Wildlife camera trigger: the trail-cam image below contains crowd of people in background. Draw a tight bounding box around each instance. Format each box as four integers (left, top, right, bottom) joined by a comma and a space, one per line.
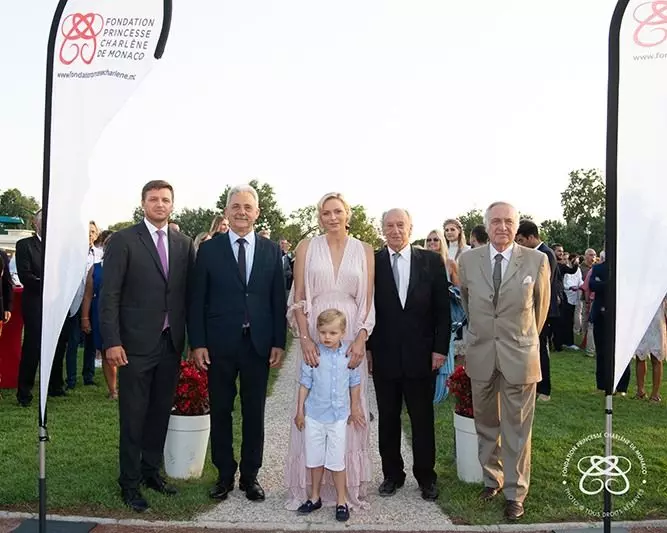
0, 189, 665, 523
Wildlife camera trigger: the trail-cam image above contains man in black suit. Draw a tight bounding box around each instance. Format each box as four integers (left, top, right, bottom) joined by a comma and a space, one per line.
15, 211, 67, 405
190, 184, 287, 503
367, 208, 450, 502
515, 220, 557, 401
100, 180, 195, 512
0, 248, 14, 333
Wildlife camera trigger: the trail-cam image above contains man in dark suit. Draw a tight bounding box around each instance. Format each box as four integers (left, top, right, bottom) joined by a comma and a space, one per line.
0, 248, 14, 334
588, 253, 631, 393
515, 220, 557, 401
15, 211, 67, 405
279, 238, 293, 293
190, 184, 287, 503
367, 208, 450, 502
100, 180, 195, 512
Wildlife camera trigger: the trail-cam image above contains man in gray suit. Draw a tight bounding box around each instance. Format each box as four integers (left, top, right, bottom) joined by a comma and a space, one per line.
458, 202, 550, 521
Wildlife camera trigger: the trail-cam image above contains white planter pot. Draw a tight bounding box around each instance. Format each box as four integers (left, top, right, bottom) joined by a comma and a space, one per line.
164, 414, 211, 479
453, 412, 483, 483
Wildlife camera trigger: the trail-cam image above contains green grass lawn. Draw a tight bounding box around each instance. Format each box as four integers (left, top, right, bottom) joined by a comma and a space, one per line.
0, 338, 289, 520
433, 347, 667, 524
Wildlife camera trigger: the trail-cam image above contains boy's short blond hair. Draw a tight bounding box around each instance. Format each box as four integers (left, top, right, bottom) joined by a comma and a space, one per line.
316, 309, 347, 331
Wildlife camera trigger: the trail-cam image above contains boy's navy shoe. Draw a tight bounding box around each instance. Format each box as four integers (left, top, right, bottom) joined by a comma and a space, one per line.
297, 498, 322, 514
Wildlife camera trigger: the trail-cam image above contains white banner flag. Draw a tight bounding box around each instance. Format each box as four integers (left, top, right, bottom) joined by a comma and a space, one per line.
40, 0, 171, 418
613, 0, 667, 388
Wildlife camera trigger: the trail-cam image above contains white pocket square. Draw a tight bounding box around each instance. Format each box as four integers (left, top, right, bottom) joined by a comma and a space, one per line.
522, 275, 533, 285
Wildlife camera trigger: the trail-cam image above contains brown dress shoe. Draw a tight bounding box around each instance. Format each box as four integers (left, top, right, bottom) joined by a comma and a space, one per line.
479, 486, 501, 501
505, 500, 524, 520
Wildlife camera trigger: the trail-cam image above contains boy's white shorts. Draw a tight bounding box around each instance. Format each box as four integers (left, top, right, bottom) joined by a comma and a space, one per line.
304, 416, 347, 472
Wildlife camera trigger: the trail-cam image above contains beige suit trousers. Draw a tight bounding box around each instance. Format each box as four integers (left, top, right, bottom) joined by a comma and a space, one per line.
471, 370, 536, 502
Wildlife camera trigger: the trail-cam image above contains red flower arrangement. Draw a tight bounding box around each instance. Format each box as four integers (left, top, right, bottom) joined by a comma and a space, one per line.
172, 360, 210, 416
446, 365, 473, 418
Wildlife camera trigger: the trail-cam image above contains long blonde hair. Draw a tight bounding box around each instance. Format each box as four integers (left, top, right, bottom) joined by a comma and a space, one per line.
425, 229, 449, 265
443, 218, 467, 259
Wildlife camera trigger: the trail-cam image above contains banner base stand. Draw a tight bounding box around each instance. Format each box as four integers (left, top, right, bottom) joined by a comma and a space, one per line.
551, 526, 630, 533
13, 519, 97, 533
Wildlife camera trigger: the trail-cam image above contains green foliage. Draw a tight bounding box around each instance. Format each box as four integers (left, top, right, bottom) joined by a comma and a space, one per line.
216, 180, 286, 237
349, 205, 383, 249
172, 207, 218, 238
541, 218, 604, 254
107, 221, 133, 231
132, 206, 144, 223
0, 189, 40, 228
281, 205, 319, 244
456, 209, 484, 238
561, 168, 606, 225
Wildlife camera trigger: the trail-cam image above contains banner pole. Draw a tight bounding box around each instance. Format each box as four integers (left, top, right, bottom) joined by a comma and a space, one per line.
603, 1, 629, 532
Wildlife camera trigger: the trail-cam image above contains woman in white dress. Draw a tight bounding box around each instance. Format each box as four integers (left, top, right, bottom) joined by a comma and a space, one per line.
443, 218, 470, 261
634, 295, 667, 402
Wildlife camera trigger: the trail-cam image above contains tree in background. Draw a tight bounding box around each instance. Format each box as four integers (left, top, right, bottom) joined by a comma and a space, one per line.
0, 189, 40, 228
217, 180, 286, 237
132, 206, 144, 223
561, 168, 606, 226
108, 221, 134, 231
456, 208, 484, 238
349, 205, 383, 249
172, 207, 218, 238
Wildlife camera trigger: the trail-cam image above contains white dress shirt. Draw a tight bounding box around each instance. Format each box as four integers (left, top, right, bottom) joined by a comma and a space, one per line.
144, 218, 169, 261
389, 244, 411, 308
489, 243, 514, 279
229, 229, 256, 283
564, 269, 583, 306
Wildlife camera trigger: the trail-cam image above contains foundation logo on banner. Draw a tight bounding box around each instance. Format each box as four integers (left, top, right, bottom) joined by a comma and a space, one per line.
633, 1, 667, 47
561, 432, 647, 519
58, 12, 157, 66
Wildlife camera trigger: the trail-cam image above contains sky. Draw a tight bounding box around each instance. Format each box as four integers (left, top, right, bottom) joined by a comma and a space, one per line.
0, 0, 617, 238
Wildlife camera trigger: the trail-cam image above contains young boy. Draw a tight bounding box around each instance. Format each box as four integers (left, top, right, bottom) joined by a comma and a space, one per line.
294, 309, 366, 522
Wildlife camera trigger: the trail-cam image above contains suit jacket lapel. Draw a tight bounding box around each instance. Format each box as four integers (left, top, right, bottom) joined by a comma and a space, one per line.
167, 230, 180, 285
406, 246, 420, 306
501, 245, 523, 288
136, 224, 167, 282
248, 234, 262, 287
479, 244, 493, 289
221, 232, 246, 288
379, 248, 401, 303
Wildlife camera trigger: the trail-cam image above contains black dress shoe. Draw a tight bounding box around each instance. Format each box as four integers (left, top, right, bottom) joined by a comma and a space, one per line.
335, 504, 350, 522
420, 482, 439, 501
48, 389, 67, 398
378, 478, 405, 496
480, 486, 502, 501
505, 500, 525, 521
297, 498, 322, 514
143, 474, 178, 495
121, 488, 149, 512
209, 480, 234, 500
17, 397, 32, 408
239, 479, 265, 501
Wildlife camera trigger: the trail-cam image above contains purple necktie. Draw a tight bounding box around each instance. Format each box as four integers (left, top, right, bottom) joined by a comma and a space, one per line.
157, 230, 169, 328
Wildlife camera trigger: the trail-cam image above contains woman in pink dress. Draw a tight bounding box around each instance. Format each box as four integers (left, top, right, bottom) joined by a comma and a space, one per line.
284, 192, 375, 510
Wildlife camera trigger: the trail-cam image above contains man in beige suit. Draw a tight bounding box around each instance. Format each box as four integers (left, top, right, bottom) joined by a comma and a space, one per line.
458, 201, 550, 521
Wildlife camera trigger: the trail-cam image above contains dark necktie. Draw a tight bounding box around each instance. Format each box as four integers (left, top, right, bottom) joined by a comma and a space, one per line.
238, 238, 249, 326
493, 253, 503, 308
237, 238, 247, 285
392, 252, 400, 292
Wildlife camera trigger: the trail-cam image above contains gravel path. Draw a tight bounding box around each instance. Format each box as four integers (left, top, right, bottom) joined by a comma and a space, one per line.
195, 345, 452, 529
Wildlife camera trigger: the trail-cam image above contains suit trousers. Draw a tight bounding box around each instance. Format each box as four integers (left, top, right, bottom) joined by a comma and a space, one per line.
471, 370, 537, 502
593, 317, 631, 393
373, 374, 437, 487
118, 330, 180, 490
537, 329, 551, 396
560, 303, 575, 347
208, 331, 270, 484
17, 311, 66, 402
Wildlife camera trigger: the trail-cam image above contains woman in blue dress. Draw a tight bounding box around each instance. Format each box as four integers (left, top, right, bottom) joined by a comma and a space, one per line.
81, 231, 116, 398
